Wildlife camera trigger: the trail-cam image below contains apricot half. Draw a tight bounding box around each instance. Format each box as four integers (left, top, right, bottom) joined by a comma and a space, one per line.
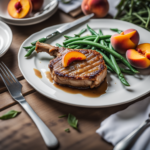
111, 29, 139, 54
62, 51, 86, 67
81, 0, 109, 18
126, 49, 150, 69
136, 43, 150, 60
8, 0, 32, 19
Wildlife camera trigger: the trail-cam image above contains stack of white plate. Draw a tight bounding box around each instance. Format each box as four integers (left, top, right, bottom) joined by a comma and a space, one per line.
0, 21, 12, 57
0, 0, 58, 26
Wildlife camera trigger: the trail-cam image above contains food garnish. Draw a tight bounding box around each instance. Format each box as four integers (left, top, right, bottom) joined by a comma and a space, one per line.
65, 128, 70, 133
0, 110, 21, 120
62, 51, 86, 67
58, 114, 67, 118
67, 114, 78, 129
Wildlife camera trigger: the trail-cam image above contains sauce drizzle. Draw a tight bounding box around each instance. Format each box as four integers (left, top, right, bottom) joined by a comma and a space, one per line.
34, 68, 42, 78
45, 71, 107, 97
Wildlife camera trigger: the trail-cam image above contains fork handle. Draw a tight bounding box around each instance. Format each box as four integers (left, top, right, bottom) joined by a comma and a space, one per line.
113, 119, 150, 150
19, 99, 59, 148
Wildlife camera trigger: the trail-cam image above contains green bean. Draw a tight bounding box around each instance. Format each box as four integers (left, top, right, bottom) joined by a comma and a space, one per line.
120, 68, 135, 75
145, 6, 150, 28
129, 0, 134, 15
25, 46, 36, 57
92, 36, 100, 50
74, 45, 82, 49
64, 35, 74, 39
63, 35, 110, 45
110, 54, 130, 86
110, 28, 123, 34
106, 64, 115, 73
68, 45, 78, 49
87, 25, 99, 36
97, 50, 115, 71
75, 29, 87, 37
105, 38, 111, 43
56, 43, 63, 47
23, 46, 33, 49
84, 37, 96, 41
63, 36, 96, 45
31, 38, 47, 45
66, 40, 139, 73
133, 13, 147, 24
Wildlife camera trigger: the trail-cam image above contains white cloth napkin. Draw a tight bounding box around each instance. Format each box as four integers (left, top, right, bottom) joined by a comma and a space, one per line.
59, 0, 82, 13
58, 0, 120, 16
96, 97, 150, 150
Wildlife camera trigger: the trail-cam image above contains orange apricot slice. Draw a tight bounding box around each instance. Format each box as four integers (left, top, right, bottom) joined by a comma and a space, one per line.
8, 0, 32, 19
126, 49, 150, 69
62, 51, 86, 67
136, 43, 150, 60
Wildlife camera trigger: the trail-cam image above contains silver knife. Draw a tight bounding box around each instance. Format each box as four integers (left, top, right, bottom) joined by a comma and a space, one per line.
46, 13, 94, 40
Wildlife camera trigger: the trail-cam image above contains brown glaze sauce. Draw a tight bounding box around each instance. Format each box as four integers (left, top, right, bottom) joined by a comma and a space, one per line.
45, 71, 107, 98
34, 68, 42, 78
54, 80, 107, 98
45, 71, 53, 82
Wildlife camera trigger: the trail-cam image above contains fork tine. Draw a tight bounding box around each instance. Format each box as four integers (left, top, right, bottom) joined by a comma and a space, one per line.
1, 62, 19, 83
0, 63, 15, 83
0, 68, 11, 85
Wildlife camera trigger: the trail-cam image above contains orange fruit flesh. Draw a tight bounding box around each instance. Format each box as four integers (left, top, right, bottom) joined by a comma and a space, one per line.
62, 51, 86, 67
8, 0, 31, 18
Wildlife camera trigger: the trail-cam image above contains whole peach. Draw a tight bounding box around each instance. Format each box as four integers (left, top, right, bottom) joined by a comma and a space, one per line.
111, 29, 140, 54
31, 0, 43, 11
81, 0, 109, 18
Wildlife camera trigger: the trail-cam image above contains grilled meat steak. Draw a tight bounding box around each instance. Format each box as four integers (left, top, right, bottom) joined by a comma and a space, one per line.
35, 41, 107, 88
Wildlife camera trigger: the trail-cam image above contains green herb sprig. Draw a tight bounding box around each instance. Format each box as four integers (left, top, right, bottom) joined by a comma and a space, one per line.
0, 110, 21, 120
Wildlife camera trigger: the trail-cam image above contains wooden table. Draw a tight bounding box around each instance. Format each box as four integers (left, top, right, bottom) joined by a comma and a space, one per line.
0, 10, 150, 150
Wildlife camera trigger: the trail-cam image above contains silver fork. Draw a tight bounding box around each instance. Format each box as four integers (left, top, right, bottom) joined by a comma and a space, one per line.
0, 62, 58, 149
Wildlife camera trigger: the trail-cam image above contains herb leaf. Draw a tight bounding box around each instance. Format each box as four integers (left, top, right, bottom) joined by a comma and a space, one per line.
0, 110, 21, 120
67, 113, 78, 129
58, 114, 67, 118
65, 128, 70, 133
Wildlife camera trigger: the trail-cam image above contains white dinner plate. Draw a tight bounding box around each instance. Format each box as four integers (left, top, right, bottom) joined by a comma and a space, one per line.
18, 19, 150, 107
0, 0, 58, 26
0, 21, 12, 57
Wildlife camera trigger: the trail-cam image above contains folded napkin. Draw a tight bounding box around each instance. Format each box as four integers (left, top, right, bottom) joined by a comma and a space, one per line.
58, 0, 120, 17
59, 0, 82, 14
96, 97, 150, 150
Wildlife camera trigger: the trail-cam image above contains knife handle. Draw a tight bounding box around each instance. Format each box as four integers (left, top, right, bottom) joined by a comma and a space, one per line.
46, 31, 59, 40
113, 119, 150, 150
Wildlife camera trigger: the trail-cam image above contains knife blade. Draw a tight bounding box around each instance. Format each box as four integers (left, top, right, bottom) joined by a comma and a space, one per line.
46, 13, 94, 40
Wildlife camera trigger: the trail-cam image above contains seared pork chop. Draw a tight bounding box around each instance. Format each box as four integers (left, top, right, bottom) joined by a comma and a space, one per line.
35, 42, 107, 88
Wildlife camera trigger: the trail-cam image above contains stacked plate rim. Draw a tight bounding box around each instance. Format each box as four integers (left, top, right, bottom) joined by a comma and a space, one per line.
0, 0, 58, 26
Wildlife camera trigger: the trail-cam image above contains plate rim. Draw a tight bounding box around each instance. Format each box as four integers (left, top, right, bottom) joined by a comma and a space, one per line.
0, 5, 58, 26
0, 0, 58, 22
18, 19, 150, 108
0, 20, 12, 57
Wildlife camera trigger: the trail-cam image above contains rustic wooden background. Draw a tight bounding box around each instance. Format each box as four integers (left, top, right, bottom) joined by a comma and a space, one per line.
0, 10, 150, 150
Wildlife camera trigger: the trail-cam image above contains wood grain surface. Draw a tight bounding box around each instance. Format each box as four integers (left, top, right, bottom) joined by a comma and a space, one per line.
0, 10, 149, 150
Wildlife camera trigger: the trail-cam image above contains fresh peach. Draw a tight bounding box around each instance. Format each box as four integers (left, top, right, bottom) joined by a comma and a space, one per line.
31, 0, 44, 11
136, 43, 150, 60
81, 0, 109, 18
62, 51, 86, 67
111, 29, 140, 54
8, 0, 32, 19
126, 49, 150, 69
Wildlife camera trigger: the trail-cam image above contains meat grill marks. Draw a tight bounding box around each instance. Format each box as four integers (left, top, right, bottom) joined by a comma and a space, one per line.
35, 42, 107, 88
